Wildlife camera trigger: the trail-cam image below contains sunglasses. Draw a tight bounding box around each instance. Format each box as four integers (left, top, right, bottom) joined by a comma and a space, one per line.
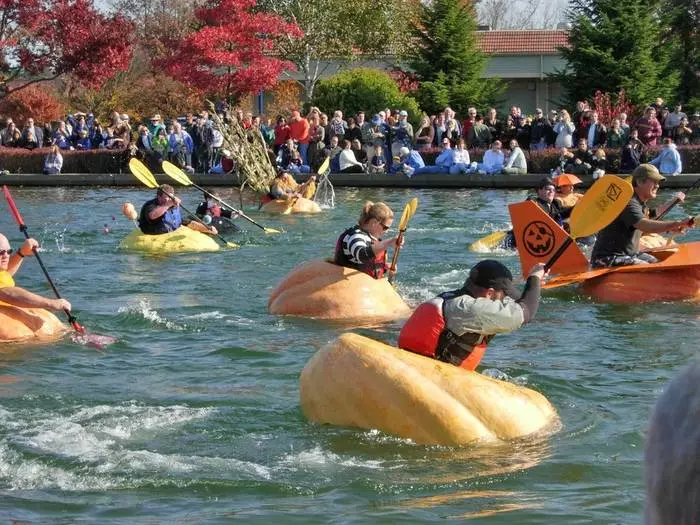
380, 222, 391, 231
0, 248, 13, 256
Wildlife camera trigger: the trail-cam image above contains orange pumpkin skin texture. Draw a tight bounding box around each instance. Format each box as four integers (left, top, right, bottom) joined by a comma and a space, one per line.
300, 333, 559, 446
0, 302, 68, 343
268, 259, 410, 322
261, 197, 322, 215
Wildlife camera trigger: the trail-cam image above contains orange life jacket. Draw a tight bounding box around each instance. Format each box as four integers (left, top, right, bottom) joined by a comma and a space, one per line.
398, 291, 493, 371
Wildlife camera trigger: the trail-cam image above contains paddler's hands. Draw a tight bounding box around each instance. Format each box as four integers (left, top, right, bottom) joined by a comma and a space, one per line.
19, 238, 39, 257
51, 298, 71, 312
208, 226, 218, 235
672, 192, 686, 203
167, 196, 181, 208
666, 217, 695, 234
527, 262, 549, 280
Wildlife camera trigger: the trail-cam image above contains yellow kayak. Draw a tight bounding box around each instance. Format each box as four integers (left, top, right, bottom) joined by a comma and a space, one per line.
301, 333, 559, 445
0, 302, 68, 343
119, 227, 221, 254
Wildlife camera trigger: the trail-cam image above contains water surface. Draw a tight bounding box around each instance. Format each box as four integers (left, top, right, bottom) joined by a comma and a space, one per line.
0, 186, 698, 523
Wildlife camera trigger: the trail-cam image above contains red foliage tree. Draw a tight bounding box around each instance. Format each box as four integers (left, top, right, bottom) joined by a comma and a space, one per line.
0, 0, 134, 99
389, 67, 419, 94
158, 0, 303, 103
591, 90, 637, 127
0, 85, 66, 125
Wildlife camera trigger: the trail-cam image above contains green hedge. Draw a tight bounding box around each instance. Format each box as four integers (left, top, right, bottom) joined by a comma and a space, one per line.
0, 147, 130, 174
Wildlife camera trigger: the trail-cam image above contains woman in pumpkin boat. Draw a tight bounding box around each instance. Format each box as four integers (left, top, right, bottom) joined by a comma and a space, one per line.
334, 201, 403, 280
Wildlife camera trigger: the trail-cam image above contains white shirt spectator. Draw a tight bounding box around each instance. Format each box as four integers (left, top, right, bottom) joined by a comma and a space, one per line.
482, 149, 504, 171
505, 146, 527, 170
339, 149, 363, 171
453, 148, 470, 165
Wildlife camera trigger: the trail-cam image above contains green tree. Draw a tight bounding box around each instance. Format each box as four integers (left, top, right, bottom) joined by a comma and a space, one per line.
312, 68, 421, 124
554, 0, 678, 107
664, 0, 699, 106
256, 0, 417, 102
408, 0, 503, 116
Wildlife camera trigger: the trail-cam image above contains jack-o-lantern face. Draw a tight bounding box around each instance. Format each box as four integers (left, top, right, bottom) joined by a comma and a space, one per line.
522, 221, 555, 257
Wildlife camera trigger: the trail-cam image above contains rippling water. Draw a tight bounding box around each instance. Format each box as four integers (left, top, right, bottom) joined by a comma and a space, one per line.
0, 185, 698, 523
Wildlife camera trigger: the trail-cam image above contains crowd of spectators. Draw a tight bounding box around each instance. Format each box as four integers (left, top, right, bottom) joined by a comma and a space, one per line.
1, 96, 699, 176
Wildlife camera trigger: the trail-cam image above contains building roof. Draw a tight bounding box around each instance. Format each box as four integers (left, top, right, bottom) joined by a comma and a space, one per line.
478, 30, 569, 56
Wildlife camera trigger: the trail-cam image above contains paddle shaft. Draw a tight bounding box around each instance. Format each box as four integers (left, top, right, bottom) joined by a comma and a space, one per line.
656, 177, 700, 220
185, 180, 271, 232
543, 237, 573, 272
2, 186, 84, 333
387, 231, 406, 284
158, 188, 235, 246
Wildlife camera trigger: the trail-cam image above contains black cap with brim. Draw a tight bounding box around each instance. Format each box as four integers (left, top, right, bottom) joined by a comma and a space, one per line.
465, 260, 520, 299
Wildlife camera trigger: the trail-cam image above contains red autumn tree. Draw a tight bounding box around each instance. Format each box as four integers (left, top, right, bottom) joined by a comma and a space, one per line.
0, 0, 134, 99
159, 0, 303, 103
0, 85, 66, 125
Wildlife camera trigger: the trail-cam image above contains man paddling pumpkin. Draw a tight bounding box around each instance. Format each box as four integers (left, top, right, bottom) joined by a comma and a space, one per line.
0, 233, 71, 312
138, 184, 218, 236
398, 260, 545, 370
590, 164, 693, 268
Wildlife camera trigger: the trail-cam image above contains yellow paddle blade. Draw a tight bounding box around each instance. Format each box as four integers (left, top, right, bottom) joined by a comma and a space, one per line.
162, 161, 193, 186
399, 197, 419, 231
129, 158, 158, 189
317, 156, 330, 175
468, 230, 508, 252
264, 227, 281, 233
569, 175, 633, 239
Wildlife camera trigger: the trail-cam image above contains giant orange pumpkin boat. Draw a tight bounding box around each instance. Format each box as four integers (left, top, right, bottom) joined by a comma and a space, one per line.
268, 259, 410, 322
509, 200, 700, 303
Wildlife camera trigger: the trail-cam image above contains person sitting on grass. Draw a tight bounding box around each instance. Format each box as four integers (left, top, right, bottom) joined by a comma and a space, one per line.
394, 146, 426, 177
0, 233, 71, 313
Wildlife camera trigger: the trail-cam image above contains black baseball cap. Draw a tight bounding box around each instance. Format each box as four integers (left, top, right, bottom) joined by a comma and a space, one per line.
537, 177, 555, 190
464, 260, 520, 298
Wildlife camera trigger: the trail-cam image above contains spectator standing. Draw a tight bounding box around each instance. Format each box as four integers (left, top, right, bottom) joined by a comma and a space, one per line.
147, 113, 165, 137
260, 117, 275, 148
42, 123, 53, 147
461, 107, 477, 141
619, 112, 631, 143
649, 138, 683, 175
152, 127, 169, 162
345, 117, 363, 145
53, 122, 72, 150
414, 114, 434, 151
289, 110, 310, 165
484, 108, 502, 143
503, 139, 527, 175
323, 136, 342, 172
672, 117, 693, 145
572, 100, 589, 131
584, 111, 608, 148
467, 115, 492, 149
89, 123, 104, 150
444, 107, 461, 136
553, 110, 575, 148
432, 113, 447, 146
620, 129, 644, 173
327, 110, 347, 144
273, 116, 291, 154
21, 118, 42, 149
308, 115, 325, 171
636, 107, 662, 147
1, 121, 20, 147
664, 104, 687, 136
529, 108, 552, 151
43, 145, 63, 174
169, 122, 194, 170
607, 119, 625, 149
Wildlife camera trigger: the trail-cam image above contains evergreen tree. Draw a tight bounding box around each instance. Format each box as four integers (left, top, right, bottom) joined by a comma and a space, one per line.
408, 0, 503, 116
664, 0, 699, 106
554, 0, 678, 108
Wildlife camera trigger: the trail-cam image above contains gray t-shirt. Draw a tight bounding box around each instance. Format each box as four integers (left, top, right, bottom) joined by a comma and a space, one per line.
591, 194, 647, 259
443, 295, 525, 336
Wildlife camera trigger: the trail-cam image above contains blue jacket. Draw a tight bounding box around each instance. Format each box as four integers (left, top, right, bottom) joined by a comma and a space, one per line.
650, 145, 682, 174
434, 149, 454, 167
169, 131, 194, 154
405, 150, 425, 170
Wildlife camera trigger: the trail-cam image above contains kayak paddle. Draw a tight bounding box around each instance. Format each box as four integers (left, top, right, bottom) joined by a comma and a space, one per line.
2, 186, 117, 349
128, 159, 238, 248
656, 176, 700, 220
161, 161, 280, 234
543, 175, 634, 271
388, 197, 419, 284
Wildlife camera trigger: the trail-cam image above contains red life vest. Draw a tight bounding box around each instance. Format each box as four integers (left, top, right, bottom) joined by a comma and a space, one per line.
398, 291, 491, 371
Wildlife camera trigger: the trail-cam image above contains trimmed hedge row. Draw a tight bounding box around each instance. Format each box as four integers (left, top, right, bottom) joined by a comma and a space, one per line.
0, 147, 130, 174
1, 145, 699, 174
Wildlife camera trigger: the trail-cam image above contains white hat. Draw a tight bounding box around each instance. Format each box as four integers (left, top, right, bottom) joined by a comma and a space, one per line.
399, 110, 408, 117
400, 146, 410, 156
221, 149, 232, 158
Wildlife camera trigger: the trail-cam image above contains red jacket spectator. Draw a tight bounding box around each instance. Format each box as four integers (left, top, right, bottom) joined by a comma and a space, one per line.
274, 116, 291, 150
635, 108, 662, 147
288, 110, 310, 145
